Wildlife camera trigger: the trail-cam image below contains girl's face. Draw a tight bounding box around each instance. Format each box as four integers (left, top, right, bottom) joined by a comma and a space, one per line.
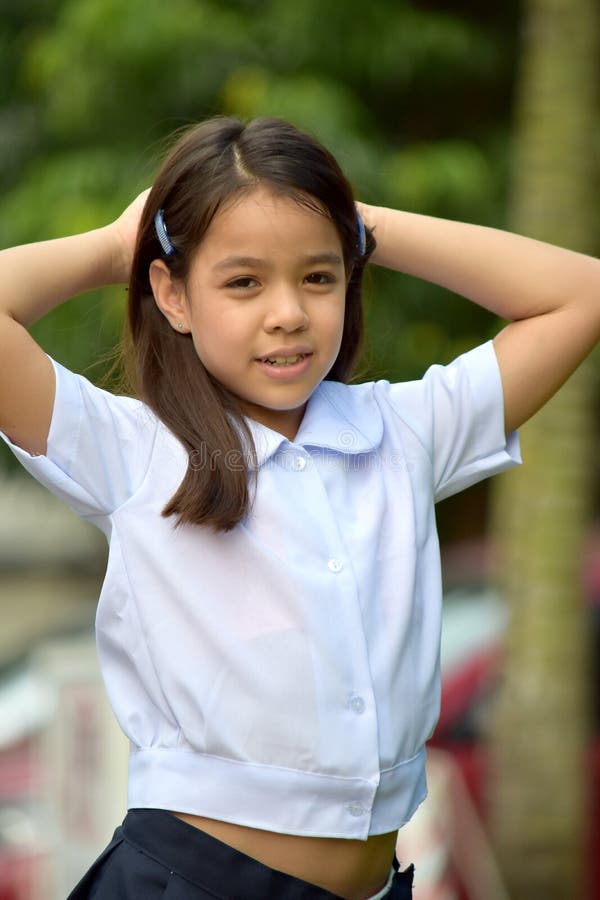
168, 185, 347, 440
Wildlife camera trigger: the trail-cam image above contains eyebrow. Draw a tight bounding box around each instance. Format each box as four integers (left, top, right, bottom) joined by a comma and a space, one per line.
213, 252, 344, 271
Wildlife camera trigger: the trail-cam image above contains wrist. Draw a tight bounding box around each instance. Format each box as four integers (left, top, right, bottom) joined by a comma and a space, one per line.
101, 222, 131, 286
356, 203, 386, 267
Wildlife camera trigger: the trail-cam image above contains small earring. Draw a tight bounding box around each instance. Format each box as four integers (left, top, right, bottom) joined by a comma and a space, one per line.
177, 322, 184, 330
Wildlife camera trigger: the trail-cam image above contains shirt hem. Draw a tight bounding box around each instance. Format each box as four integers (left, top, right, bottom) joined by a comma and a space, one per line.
128, 746, 427, 840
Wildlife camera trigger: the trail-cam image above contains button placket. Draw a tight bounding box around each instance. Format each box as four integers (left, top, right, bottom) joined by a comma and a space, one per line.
292, 455, 307, 471
349, 695, 366, 715
347, 801, 366, 817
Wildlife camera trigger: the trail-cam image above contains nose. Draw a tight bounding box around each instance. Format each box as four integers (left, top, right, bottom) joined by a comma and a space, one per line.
263, 285, 309, 333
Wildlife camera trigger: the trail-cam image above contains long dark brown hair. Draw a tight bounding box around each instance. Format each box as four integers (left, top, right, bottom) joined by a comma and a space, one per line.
126, 116, 375, 532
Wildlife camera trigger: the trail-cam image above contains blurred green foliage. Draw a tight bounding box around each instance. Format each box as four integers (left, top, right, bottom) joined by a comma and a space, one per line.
0, 0, 519, 423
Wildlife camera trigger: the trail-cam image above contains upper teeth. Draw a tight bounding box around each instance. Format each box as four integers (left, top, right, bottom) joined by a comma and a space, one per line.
265, 354, 304, 365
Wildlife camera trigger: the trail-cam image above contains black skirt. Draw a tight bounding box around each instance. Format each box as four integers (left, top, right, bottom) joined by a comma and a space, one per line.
66, 808, 414, 899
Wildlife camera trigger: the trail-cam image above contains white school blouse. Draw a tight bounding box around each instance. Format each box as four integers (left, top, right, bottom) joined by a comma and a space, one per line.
1, 340, 520, 840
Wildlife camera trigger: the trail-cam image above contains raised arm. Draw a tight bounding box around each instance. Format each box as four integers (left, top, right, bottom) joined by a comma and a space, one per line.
358, 204, 600, 434
0, 191, 148, 455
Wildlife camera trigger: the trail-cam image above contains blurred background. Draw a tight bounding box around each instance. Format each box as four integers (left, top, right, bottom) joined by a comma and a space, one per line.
0, 1, 599, 898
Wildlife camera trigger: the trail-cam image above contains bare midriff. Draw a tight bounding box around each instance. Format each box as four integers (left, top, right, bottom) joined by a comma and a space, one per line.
170, 812, 398, 900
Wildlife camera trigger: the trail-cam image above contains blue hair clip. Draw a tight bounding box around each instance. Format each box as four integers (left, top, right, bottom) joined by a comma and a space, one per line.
154, 208, 175, 256
356, 208, 366, 257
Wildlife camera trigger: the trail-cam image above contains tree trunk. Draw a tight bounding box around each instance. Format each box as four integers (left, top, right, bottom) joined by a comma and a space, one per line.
488, 1, 599, 898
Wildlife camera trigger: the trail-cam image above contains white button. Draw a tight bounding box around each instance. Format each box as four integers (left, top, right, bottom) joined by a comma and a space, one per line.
347, 802, 365, 817
293, 456, 307, 471
327, 558, 343, 573
350, 696, 365, 715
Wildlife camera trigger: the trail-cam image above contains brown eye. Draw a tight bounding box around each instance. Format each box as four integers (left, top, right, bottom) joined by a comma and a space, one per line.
227, 277, 260, 289
306, 272, 336, 285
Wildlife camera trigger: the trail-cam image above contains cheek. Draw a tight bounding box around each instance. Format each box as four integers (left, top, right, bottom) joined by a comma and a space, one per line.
324, 299, 346, 342
190, 302, 235, 346
189, 316, 249, 377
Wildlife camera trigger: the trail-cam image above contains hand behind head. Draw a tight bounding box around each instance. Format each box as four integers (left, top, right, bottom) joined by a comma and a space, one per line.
111, 188, 152, 284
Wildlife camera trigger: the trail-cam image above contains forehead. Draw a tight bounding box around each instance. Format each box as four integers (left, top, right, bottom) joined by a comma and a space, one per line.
201, 185, 342, 255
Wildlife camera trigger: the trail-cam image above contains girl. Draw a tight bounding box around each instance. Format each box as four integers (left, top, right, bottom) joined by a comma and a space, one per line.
1, 116, 599, 900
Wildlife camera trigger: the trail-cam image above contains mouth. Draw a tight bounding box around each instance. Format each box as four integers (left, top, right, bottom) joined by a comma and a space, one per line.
260, 353, 311, 367
255, 351, 313, 380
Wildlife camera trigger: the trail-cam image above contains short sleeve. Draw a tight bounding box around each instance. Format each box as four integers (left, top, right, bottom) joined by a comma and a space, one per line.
0, 358, 158, 521
381, 340, 521, 502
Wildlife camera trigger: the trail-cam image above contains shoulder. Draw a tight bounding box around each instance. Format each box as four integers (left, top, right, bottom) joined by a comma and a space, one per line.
325, 341, 503, 448
51, 357, 156, 436
370, 340, 501, 417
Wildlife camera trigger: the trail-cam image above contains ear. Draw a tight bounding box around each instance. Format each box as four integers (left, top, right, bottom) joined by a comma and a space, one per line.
149, 259, 190, 332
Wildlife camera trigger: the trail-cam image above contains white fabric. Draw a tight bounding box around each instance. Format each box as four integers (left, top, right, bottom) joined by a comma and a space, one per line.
1, 340, 520, 840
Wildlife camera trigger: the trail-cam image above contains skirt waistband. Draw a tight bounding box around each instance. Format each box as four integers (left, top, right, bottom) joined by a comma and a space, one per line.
121, 808, 413, 899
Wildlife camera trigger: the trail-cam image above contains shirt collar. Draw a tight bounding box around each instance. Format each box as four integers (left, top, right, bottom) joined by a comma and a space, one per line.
243, 381, 384, 468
